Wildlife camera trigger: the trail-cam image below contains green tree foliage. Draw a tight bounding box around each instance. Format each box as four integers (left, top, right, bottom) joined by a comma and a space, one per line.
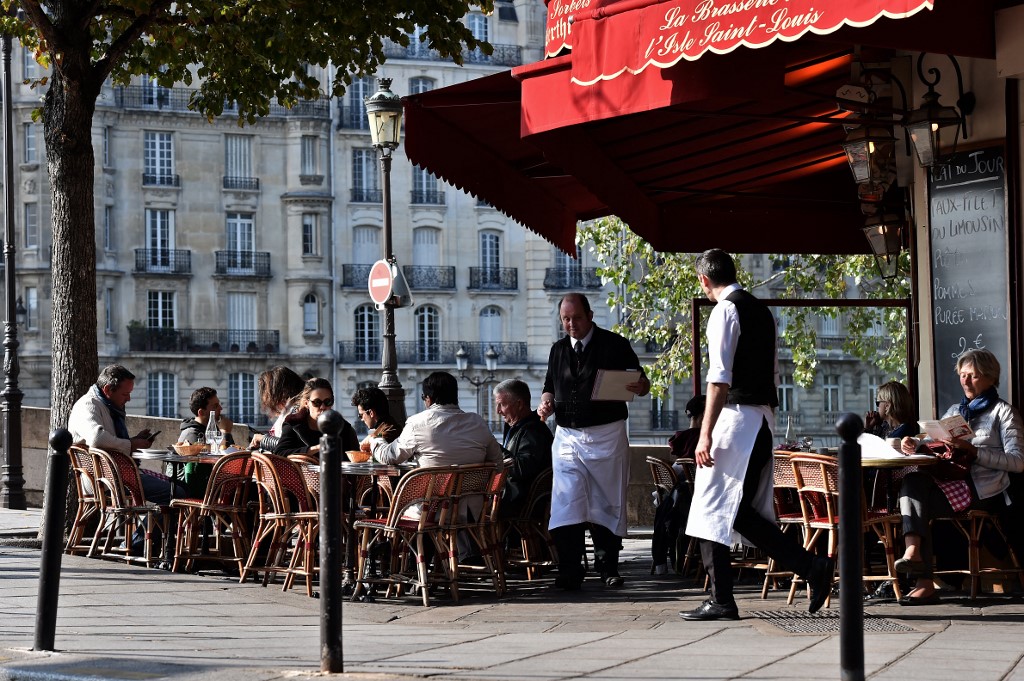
3, 0, 492, 429
579, 217, 911, 395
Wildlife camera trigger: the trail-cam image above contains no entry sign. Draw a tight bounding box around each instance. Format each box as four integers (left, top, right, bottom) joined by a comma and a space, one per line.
368, 260, 394, 306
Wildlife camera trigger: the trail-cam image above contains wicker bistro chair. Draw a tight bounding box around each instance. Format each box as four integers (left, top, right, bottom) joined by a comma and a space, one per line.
506, 467, 558, 580
287, 453, 322, 510
453, 463, 508, 597
240, 452, 321, 597
65, 445, 100, 556
787, 453, 904, 606
89, 447, 170, 567
351, 466, 458, 606
761, 451, 807, 597
170, 451, 255, 577
933, 509, 1024, 599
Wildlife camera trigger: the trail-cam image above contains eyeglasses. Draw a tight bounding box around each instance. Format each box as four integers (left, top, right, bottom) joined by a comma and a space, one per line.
310, 397, 334, 408
875, 400, 887, 407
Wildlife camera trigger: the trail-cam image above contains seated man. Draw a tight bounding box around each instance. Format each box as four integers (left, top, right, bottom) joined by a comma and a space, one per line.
69, 364, 185, 506
493, 378, 552, 519
168, 387, 236, 496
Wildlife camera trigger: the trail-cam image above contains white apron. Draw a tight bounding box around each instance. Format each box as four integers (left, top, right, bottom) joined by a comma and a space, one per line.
549, 420, 630, 537
686, 404, 775, 546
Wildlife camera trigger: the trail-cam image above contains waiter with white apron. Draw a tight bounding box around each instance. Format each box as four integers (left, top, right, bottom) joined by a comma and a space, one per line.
682, 249, 833, 621
538, 293, 650, 590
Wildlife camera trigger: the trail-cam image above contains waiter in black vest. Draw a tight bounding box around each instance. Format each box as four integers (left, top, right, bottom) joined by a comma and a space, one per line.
538, 292, 650, 590
682, 249, 833, 621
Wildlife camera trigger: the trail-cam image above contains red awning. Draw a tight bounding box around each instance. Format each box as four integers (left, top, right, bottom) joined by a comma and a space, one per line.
405, 0, 1003, 255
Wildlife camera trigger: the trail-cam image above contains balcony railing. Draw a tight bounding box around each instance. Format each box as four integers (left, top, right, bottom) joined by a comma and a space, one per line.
649, 409, 679, 431
341, 264, 373, 288
223, 176, 260, 190
351, 187, 382, 203
382, 40, 523, 67
128, 327, 280, 353
411, 189, 445, 205
543, 267, 603, 290
214, 251, 272, 278
823, 411, 841, 425
337, 340, 528, 365
402, 265, 455, 290
468, 266, 518, 291
338, 104, 369, 130
779, 411, 802, 427
134, 248, 192, 274
143, 173, 180, 187
113, 86, 330, 118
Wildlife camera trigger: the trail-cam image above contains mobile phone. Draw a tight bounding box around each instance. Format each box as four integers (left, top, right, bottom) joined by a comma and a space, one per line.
148, 430, 161, 441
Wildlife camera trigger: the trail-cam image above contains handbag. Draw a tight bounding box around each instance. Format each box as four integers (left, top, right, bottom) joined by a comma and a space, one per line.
919, 441, 976, 482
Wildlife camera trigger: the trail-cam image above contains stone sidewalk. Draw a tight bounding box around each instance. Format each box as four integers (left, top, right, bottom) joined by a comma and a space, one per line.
2, 508, 1024, 680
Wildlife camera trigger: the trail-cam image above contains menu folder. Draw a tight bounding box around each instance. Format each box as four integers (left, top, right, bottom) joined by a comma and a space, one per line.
591, 369, 639, 402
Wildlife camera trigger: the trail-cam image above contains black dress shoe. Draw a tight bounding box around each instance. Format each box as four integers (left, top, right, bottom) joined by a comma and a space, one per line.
808, 556, 836, 614
554, 575, 583, 591
679, 599, 739, 621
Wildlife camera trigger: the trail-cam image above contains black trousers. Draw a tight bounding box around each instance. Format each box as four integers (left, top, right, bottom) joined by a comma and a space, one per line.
552, 522, 623, 581
700, 417, 814, 605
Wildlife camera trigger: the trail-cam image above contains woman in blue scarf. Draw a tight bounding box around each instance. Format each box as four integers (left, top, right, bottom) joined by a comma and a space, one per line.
894, 349, 1024, 605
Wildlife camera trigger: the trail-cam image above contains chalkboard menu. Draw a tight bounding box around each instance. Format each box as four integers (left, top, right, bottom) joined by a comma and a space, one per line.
928, 145, 1009, 414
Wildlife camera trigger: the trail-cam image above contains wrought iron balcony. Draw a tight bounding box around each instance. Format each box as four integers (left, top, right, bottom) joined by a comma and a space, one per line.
214, 251, 272, 278
134, 248, 192, 275
410, 189, 445, 205
113, 86, 330, 118
128, 327, 281, 353
338, 104, 369, 130
543, 267, 603, 290
351, 187, 382, 203
650, 409, 679, 431
337, 340, 527, 365
402, 265, 455, 290
341, 264, 373, 288
143, 173, 180, 187
468, 267, 518, 291
223, 176, 260, 190
381, 40, 523, 67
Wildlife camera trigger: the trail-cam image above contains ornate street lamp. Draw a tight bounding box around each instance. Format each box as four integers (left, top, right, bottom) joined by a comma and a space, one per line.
863, 214, 904, 280
456, 345, 499, 416
905, 54, 973, 168
365, 78, 407, 426
0, 15, 24, 509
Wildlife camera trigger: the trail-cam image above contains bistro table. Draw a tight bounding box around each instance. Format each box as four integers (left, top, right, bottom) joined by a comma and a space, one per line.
861, 450, 938, 513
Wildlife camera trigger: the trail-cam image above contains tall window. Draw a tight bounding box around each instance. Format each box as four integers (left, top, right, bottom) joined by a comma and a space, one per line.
479, 231, 501, 285
868, 375, 885, 411
415, 305, 440, 363
467, 13, 490, 43
301, 213, 319, 255
143, 131, 174, 184
303, 293, 320, 334
300, 135, 319, 175
23, 123, 37, 163
352, 149, 379, 201
412, 165, 439, 203
554, 246, 583, 287
147, 290, 175, 328
479, 306, 502, 352
21, 45, 37, 80
24, 287, 38, 330
225, 212, 255, 272
820, 314, 840, 336
103, 126, 111, 167
778, 372, 795, 412
143, 69, 170, 108
405, 25, 430, 57
346, 77, 374, 129
229, 372, 258, 426
224, 134, 253, 182
227, 292, 256, 348
412, 227, 440, 267
104, 287, 115, 333
823, 374, 842, 412
409, 77, 434, 94
354, 304, 380, 362
103, 206, 113, 251
23, 203, 38, 250
145, 208, 175, 271
147, 372, 177, 418
352, 226, 380, 264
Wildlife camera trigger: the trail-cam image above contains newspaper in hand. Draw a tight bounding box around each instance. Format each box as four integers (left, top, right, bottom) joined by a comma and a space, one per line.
919, 414, 973, 441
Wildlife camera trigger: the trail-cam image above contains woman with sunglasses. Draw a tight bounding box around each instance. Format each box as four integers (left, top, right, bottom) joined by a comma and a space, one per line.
274, 377, 359, 456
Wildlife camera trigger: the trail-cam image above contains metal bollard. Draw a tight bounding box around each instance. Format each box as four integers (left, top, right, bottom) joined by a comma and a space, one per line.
836, 414, 864, 681
317, 410, 344, 673
34, 428, 72, 651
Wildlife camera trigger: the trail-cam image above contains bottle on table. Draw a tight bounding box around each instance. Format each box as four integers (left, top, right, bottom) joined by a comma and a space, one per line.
206, 411, 224, 452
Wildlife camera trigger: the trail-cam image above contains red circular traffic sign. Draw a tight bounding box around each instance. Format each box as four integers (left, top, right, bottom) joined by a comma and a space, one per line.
367, 260, 394, 305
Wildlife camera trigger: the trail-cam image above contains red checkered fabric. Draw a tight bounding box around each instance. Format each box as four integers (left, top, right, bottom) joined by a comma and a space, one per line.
936, 479, 972, 512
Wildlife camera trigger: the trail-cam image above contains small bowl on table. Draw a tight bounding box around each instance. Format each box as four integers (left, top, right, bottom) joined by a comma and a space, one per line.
172, 443, 208, 457
346, 449, 372, 463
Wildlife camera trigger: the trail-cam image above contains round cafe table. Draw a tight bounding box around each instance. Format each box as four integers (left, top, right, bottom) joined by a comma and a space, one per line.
861, 452, 938, 513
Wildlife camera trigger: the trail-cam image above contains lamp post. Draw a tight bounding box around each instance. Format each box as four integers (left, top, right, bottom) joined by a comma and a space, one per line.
456, 345, 499, 417
365, 78, 407, 426
0, 18, 25, 510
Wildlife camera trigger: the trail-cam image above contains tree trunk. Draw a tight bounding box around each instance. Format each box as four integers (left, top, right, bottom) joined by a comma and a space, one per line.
41, 49, 102, 528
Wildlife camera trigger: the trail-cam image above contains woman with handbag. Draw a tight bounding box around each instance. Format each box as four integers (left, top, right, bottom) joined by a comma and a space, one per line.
894, 349, 1024, 605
